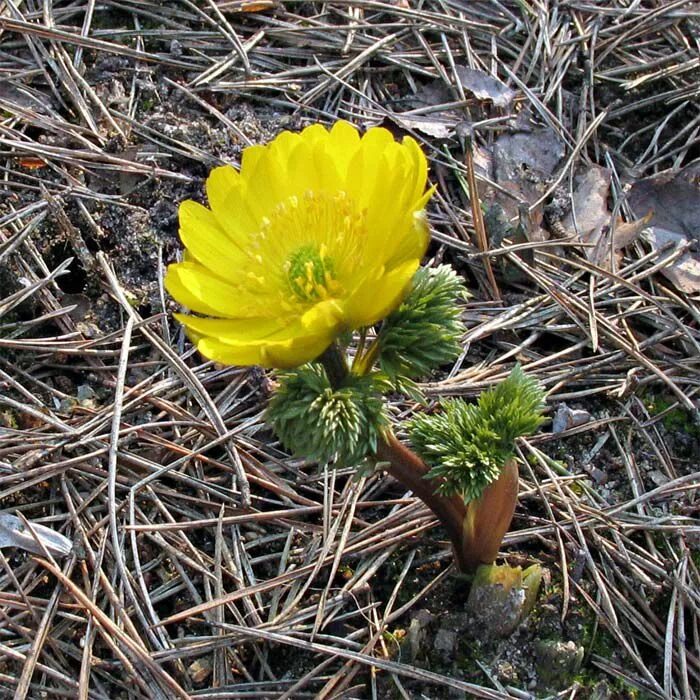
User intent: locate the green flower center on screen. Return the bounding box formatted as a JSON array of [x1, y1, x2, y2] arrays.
[[286, 244, 336, 301]]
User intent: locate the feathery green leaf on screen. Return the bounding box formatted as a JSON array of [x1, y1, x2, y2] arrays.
[[266, 364, 388, 467], [379, 265, 467, 380], [408, 366, 546, 503]]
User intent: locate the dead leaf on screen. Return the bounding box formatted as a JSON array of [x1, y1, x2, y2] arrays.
[[628, 162, 700, 242], [0, 513, 72, 557], [455, 66, 516, 109], [397, 64, 517, 140], [479, 126, 565, 234], [388, 114, 455, 139], [492, 127, 564, 184], [612, 211, 653, 250], [642, 227, 700, 295], [563, 166, 611, 241], [628, 162, 700, 294], [561, 165, 611, 265]]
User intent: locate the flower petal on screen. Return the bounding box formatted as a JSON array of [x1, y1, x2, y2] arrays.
[[383, 207, 431, 269], [174, 313, 285, 341], [179, 200, 249, 280], [196, 326, 335, 369], [165, 262, 270, 318], [403, 135, 429, 205], [205, 166, 259, 240], [327, 121, 361, 181], [301, 298, 345, 331], [344, 258, 420, 328]]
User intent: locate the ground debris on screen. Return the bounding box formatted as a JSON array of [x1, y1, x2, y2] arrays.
[[0, 1, 698, 698]]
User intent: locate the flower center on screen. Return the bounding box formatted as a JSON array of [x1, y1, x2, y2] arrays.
[[249, 191, 366, 307], [286, 244, 336, 301]]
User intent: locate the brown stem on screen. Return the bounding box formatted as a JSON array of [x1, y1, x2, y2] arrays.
[[376, 433, 474, 571], [376, 436, 519, 573]]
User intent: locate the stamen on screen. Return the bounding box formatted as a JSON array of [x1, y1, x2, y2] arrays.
[[286, 244, 336, 301], [249, 191, 367, 305]]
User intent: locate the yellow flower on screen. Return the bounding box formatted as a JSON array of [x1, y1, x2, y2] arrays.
[[166, 121, 433, 369]]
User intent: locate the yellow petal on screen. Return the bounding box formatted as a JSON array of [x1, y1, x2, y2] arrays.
[[244, 150, 290, 215], [402, 135, 429, 205], [287, 139, 321, 193], [301, 299, 345, 331], [268, 130, 301, 163], [197, 326, 335, 369], [165, 262, 270, 318], [195, 337, 267, 366], [240, 144, 265, 175], [205, 166, 259, 240], [261, 332, 334, 368], [174, 313, 284, 341], [344, 258, 420, 328], [299, 123, 330, 146], [383, 208, 431, 269], [345, 127, 395, 207], [179, 200, 248, 280], [327, 121, 361, 178]]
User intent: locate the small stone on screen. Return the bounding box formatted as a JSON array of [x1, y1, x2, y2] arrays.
[[59, 397, 78, 414], [590, 681, 613, 700], [76, 384, 96, 402], [494, 660, 518, 683], [407, 609, 434, 662], [648, 470, 670, 486], [77, 384, 99, 409], [188, 657, 212, 684], [535, 640, 584, 688], [466, 563, 543, 638], [553, 403, 592, 433], [433, 628, 458, 662]]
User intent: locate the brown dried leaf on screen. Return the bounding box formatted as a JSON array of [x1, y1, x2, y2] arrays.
[[612, 211, 654, 250], [628, 163, 700, 293], [561, 165, 611, 265], [643, 227, 700, 295]]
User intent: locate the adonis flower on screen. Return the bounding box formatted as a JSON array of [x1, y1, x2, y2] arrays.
[[166, 121, 433, 368]]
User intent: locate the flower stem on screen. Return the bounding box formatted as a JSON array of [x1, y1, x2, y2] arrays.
[[377, 435, 519, 571], [375, 432, 474, 571], [318, 342, 349, 389], [460, 458, 519, 571]]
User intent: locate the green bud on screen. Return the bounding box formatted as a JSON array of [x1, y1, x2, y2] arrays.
[[408, 366, 546, 503], [266, 364, 388, 467]]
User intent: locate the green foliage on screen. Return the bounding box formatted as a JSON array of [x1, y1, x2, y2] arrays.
[[644, 392, 700, 438], [408, 366, 546, 503], [379, 265, 466, 380], [266, 364, 388, 467]]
